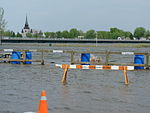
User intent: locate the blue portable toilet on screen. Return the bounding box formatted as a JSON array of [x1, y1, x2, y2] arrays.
[[134, 55, 144, 69], [11, 51, 21, 64], [25, 51, 32, 64], [81, 53, 90, 65]]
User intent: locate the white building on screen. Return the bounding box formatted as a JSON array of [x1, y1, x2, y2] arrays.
[[21, 15, 32, 37], [21, 15, 44, 37]]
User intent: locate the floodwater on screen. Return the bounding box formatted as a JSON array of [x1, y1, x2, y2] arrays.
[[0, 43, 150, 113]]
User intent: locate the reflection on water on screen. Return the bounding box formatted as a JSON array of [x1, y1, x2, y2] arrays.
[[0, 44, 150, 113]]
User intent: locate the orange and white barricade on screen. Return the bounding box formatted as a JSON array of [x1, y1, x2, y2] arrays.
[[55, 64, 134, 85]]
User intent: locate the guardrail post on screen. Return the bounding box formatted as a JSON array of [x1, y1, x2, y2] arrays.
[[71, 51, 74, 64], [105, 51, 110, 65], [41, 49, 44, 65]]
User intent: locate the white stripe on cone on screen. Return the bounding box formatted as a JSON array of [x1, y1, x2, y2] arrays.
[[41, 96, 47, 100]]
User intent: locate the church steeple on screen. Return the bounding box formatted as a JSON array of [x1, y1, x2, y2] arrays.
[[24, 15, 30, 29]]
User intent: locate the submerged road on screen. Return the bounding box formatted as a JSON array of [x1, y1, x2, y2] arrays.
[[1, 38, 150, 43]]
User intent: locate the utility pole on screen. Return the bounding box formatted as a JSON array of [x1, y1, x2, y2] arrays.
[[0, 30, 2, 45], [95, 31, 98, 47]]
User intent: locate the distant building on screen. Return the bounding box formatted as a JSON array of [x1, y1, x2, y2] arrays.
[[117, 37, 125, 40], [78, 36, 84, 39], [21, 15, 32, 37], [140, 37, 147, 40], [21, 15, 44, 38], [117, 37, 122, 40]]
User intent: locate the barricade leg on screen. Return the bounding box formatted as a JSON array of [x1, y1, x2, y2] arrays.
[[61, 65, 69, 84], [123, 67, 129, 85]]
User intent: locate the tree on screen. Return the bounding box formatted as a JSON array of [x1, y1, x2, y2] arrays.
[[33, 33, 38, 38], [134, 27, 146, 39], [78, 30, 84, 36], [49, 32, 56, 38], [110, 28, 124, 39], [62, 30, 69, 38], [124, 31, 133, 39], [144, 30, 150, 38], [26, 33, 32, 38], [69, 28, 79, 38], [3, 30, 12, 37], [85, 30, 96, 39], [11, 31, 15, 37], [16, 32, 22, 37], [44, 32, 57, 38], [78, 30, 85, 38], [109, 28, 133, 39], [56, 31, 62, 38], [0, 7, 7, 42], [0, 8, 7, 32], [44, 32, 51, 38], [97, 31, 111, 39]]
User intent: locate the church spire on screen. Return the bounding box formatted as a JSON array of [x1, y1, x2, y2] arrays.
[[24, 15, 30, 29]]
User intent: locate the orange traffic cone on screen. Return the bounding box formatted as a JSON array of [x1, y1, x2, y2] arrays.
[[38, 90, 48, 113]]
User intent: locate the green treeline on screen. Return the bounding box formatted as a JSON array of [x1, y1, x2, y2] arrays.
[[3, 27, 150, 40], [43, 27, 150, 40]]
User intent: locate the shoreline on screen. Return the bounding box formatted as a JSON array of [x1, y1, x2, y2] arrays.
[[51, 43, 150, 48], [1, 43, 150, 48]]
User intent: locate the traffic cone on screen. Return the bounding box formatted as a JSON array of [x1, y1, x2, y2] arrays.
[[38, 90, 48, 113]]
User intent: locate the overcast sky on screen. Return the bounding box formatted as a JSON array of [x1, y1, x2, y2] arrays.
[[1, 0, 150, 33]]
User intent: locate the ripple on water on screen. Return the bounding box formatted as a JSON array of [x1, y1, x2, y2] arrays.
[[0, 46, 150, 113]]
